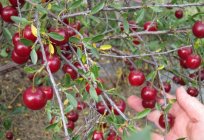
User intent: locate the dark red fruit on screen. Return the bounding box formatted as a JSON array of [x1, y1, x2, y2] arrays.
[[142, 100, 156, 109], [96, 101, 109, 115], [144, 21, 158, 31], [23, 87, 47, 110], [1, 6, 18, 23], [108, 129, 116, 136], [14, 42, 31, 57], [6, 48, 11, 53], [187, 87, 199, 97], [63, 53, 73, 60], [85, 78, 103, 95], [159, 114, 175, 129], [44, 55, 61, 73], [192, 21, 204, 38], [180, 59, 188, 69], [67, 121, 75, 131], [177, 47, 192, 59], [39, 86, 54, 100], [128, 65, 136, 71], [107, 135, 122, 140], [49, 28, 69, 45], [0, 2, 2, 13], [23, 25, 37, 42], [92, 130, 104, 140], [77, 101, 86, 111], [37, 45, 52, 59], [12, 32, 20, 46], [141, 86, 157, 101], [133, 37, 140, 45], [172, 76, 185, 85], [5, 131, 13, 140], [71, 21, 81, 31], [66, 110, 79, 122], [11, 50, 29, 64], [175, 9, 183, 19], [186, 54, 201, 69], [27, 74, 34, 81], [9, 0, 25, 7], [120, 20, 137, 32], [163, 82, 171, 93], [111, 98, 126, 115], [62, 64, 77, 80], [128, 70, 145, 86]]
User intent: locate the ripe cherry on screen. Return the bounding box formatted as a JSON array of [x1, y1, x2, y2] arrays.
[[163, 82, 171, 93], [141, 86, 157, 101], [128, 70, 145, 86], [49, 28, 69, 45], [86, 78, 103, 95], [177, 47, 192, 59], [142, 100, 156, 109], [62, 64, 77, 80], [180, 59, 188, 69], [192, 21, 204, 38], [111, 98, 126, 115], [107, 135, 122, 140], [175, 9, 183, 19], [9, 0, 25, 7], [66, 110, 79, 122], [172, 76, 185, 85], [133, 37, 140, 45], [108, 129, 116, 136], [67, 121, 75, 131], [144, 21, 158, 31], [23, 25, 37, 42], [187, 87, 199, 97], [92, 130, 104, 140], [71, 21, 81, 31], [12, 32, 20, 46], [39, 86, 54, 100], [14, 42, 31, 57], [77, 101, 87, 111], [23, 87, 47, 110], [44, 55, 61, 73], [0, 2, 2, 13], [11, 50, 29, 64], [5, 131, 13, 140], [186, 54, 201, 69], [159, 114, 175, 129], [96, 101, 109, 115], [1, 6, 18, 23]]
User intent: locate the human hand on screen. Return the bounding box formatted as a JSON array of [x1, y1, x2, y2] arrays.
[[127, 87, 204, 140]]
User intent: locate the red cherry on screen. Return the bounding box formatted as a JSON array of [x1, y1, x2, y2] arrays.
[[5, 131, 13, 140], [44, 55, 61, 73], [189, 73, 197, 79], [186, 54, 201, 69], [12, 32, 21, 46], [71, 21, 81, 31], [172, 76, 185, 85], [9, 0, 25, 7], [107, 135, 122, 140], [133, 37, 140, 45], [85, 78, 103, 95], [163, 82, 171, 93], [1, 6, 18, 23], [111, 98, 126, 115], [66, 110, 79, 122], [159, 114, 175, 129], [74, 62, 83, 69], [6, 48, 11, 53], [177, 47, 192, 59], [128, 65, 136, 71], [63, 53, 73, 60], [23, 87, 47, 110], [23, 25, 37, 42], [128, 70, 145, 86], [180, 59, 188, 69], [0, 2, 2, 13], [49, 28, 69, 45], [11, 50, 29, 64], [175, 9, 183, 19], [187, 87, 199, 97], [144, 21, 158, 31], [92, 130, 104, 140], [62, 64, 77, 80], [67, 121, 75, 131], [14, 42, 31, 57], [192, 21, 204, 38], [39, 86, 54, 100], [108, 129, 116, 136], [96, 101, 109, 115], [77, 101, 87, 111], [141, 86, 157, 101], [27, 74, 34, 81], [142, 100, 156, 109]]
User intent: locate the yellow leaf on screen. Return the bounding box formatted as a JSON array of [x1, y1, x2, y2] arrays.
[[155, 48, 162, 52], [63, 99, 69, 105], [99, 44, 112, 51], [47, 3, 52, 10], [116, 67, 123, 78], [92, 43, 97, 48], [157, 65, 165, 70], [31, 24, 37, 37], [49, 43, 55, 54]]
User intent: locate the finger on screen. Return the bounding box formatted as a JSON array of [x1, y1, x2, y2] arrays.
[[152, 132, 163, 140], [176, 86, 204, 121]]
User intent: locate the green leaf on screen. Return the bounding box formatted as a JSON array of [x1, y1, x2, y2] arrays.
[[24, 66, 37, 74], [164, 103, 172, 113], [66, 93, 77, 108], [89, 86, 98, 101], [20, 38, 34, 46], [70, 0, 83, 9], [12, 106, 25, 114], [123, 18, 129, 33], [45, 122, 58, 130], [11, 16, 30, 24], [48, 32, 64, 41], [0, 48, 8, 58], [30, 49, 38, 64], [146, 71, 157, 81], [110, 3, 122, 10], [62, 74, 71, 87], [77, 48, 82, 59], [2, 28, 12, 41], [91, 47, 100, 59], [3, 119, 12, 130], [90, 65, 100, 78], [36, 5, 48, 14], [126, 126, 151, 140], [135, 109, 151, 119], [69, 36, 80, 44], [150, 7, 162, 12], [65, 105, 74, 113], [0, 131, 3, 139], [92, 34, 104, 43], [81, 54, 86, 63], [91, 2, 105, 14], [136, 9, 145, 23]]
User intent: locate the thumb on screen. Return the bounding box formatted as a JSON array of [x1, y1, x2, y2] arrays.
[[176, 86, 204, 121]]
